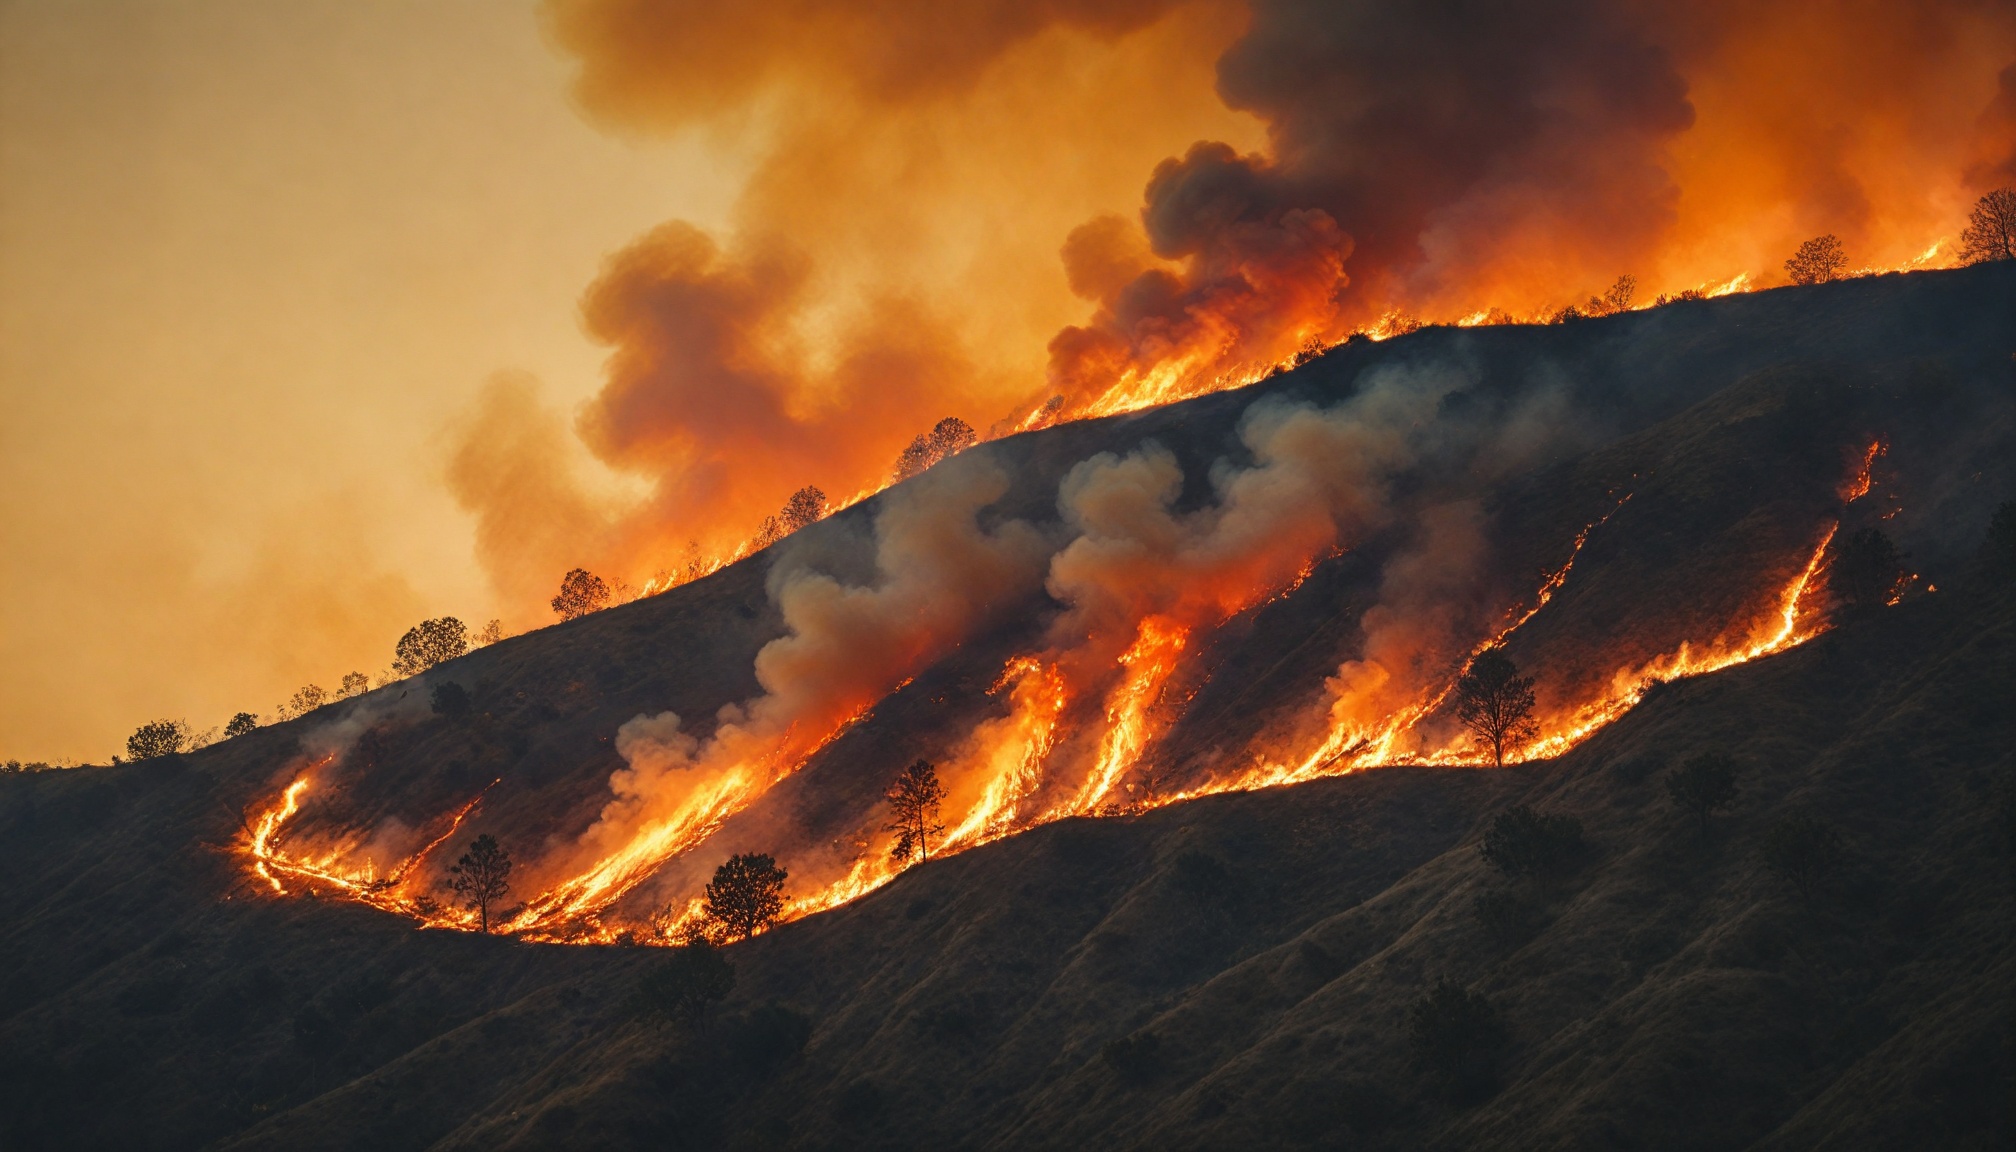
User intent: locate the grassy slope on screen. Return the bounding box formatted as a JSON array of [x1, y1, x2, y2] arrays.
[[1, 265, 2013, 1150]]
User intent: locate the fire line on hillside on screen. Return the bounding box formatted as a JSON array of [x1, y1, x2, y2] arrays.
[[239, 433, 1892, 944]]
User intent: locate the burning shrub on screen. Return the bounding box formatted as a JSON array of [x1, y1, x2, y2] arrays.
[[1785, 234, 1848, 285], [1666, 752, 1740, 837], [633, 938, 735, 1030], [551, 568, 611, 621], [1831, 527, 1909, 607], [448, 833, 513, 933], [704, 853, 788, 942], [1409, 979, 1508, 1101], [1478, 807, 1587, 879], [222, 712, 258, 739], [1762, 813, 1848, 898], [1959, 188, 2016, 265], [392, 617, 467, 678], [884, 759, 947, 865], [1455, 649, 1540, 767], [124, 719, 188, 762]]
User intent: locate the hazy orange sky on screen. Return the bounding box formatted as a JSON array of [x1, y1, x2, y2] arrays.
[[0, 0, 1256, 762], [4, 0, 2009, 765], [0, 1, 740, 760]]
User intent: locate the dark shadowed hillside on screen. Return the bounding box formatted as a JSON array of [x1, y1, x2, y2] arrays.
[[2, 264, 2014, 1150]]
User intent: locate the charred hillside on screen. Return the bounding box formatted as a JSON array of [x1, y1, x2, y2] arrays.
[[3, 264, 2015, 1150]]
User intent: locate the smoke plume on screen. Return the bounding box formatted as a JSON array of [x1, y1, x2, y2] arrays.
[[562, 449, 1050, 894]]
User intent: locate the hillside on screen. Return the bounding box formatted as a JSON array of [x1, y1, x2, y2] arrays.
[[2, 264, 2014, 1150]]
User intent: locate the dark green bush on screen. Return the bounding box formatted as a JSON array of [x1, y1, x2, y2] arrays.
[[1479, 806, 1586, 878], [1473, 890, 1541, 946], [1667, 753, 1739, 836], [633, 939, 735, 1029], [1409, 979, 1507, 1101], [1763, 813, 1848, 897]]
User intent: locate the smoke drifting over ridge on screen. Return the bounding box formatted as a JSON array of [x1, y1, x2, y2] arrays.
[[517, 450, 1050, 927], [446, 0, 2014, 622]]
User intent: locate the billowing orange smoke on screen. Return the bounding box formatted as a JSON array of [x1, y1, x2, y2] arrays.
[[507, 450, 1050, 939], [445, 0, 2011, 612]]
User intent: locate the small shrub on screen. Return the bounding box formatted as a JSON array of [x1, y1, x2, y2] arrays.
[[1666, 752, 1739, 837], [1832, 527, 1908, 607], [1479, 806, 1586, 878], [1409, 979, 1508, 1101], [1102, 1031, 1164, 1082], [222, 712, 259, 739], [1473, 890, 1541, 947], [633, 938, 736, 1029], [430, 681, 471, 719], [1763, 814, 1848, 897]]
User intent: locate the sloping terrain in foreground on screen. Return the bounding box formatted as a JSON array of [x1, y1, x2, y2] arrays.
[[1, 266, 2013, 1150]]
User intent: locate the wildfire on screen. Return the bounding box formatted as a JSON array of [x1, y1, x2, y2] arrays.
[[242, 766, 493, 927], [1840, 440, 1884, 502], [1061, 617, 1189, 816]]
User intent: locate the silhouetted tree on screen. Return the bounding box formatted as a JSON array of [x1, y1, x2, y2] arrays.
[[1479, 806, 1586, 879], [704, 853, 788, 941], [430, 681, 471, 719], [551, 568, 611, 621], [223, 712, 259, 739], [893, 417, 978, 481], [1666, 752, 1739, 837], [278, 684, 326, 721], [633, 938, 735, 1029], [754, 486, 831, 547], [392, 617, 467, 678], [125, 719, 188, 761], [449, 834, 512, 933], [1589, 274, 1636, 316], [1785, 234, 1847, 285], [1960, 188, 2016, 265], [1832, 527, 1908, 606], [1763, 814, 1848, 898], [1455, 649, 1540, 767], [1410, 979, 1508, 1100], [884, 759, 947, 864], [336, 671, 370, 699], [474, 618, 504, 646]]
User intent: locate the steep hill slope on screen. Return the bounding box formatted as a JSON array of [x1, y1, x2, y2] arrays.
[[2, 264, 2013, 1150]]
